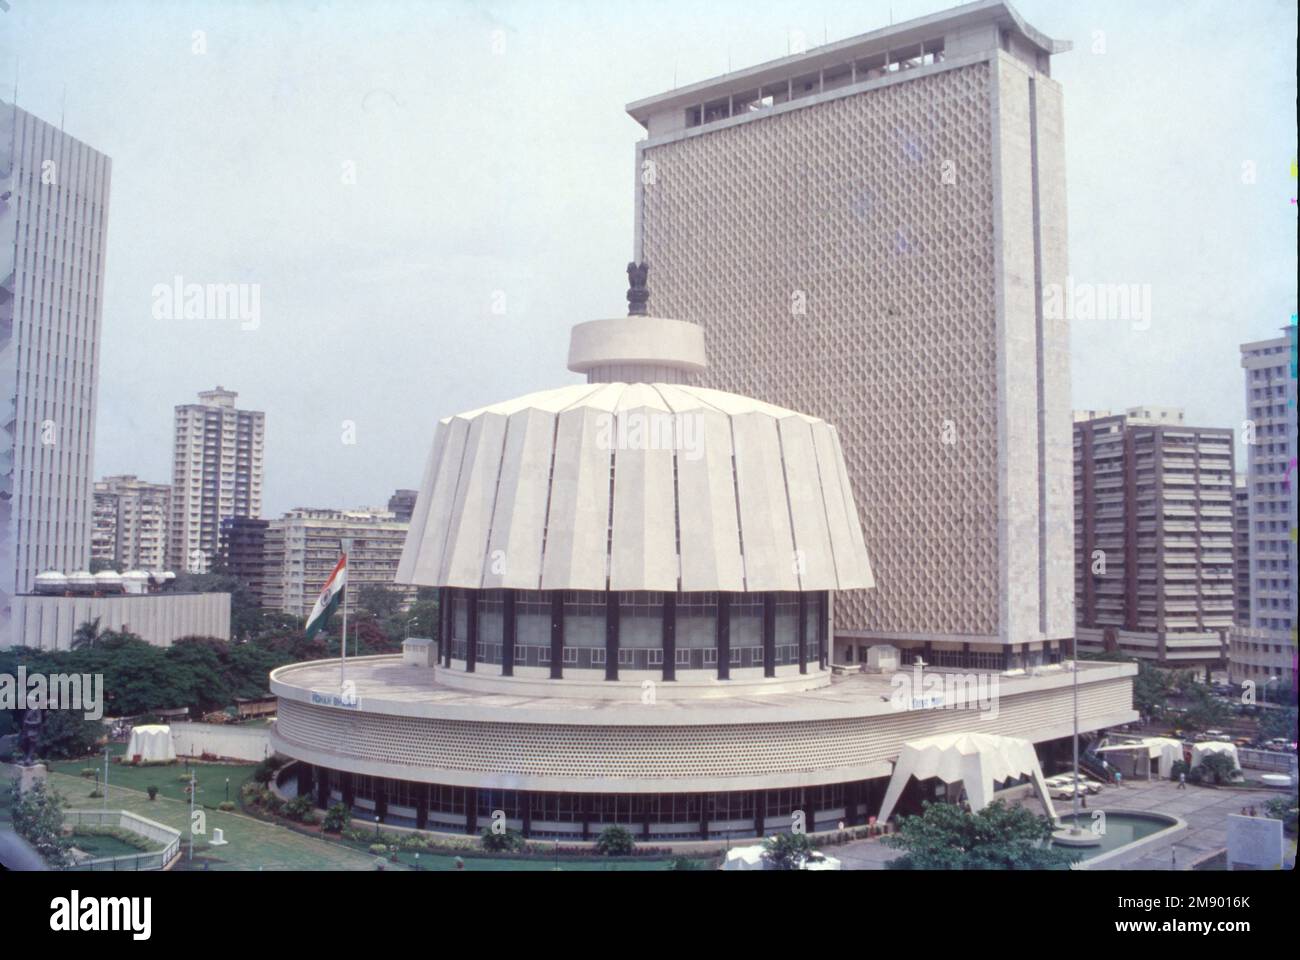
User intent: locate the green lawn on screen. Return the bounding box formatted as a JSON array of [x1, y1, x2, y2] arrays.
[[31, 767, 708, 871], [71, 830, 157, 858], [330, 837, 704, 871], [46, 771, 404, 871], [48, 745, 253, 809]]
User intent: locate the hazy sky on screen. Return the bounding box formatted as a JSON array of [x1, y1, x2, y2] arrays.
[[5, 0, 1297, 517]]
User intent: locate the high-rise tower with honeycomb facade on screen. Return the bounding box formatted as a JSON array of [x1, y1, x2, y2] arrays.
[[628, 0, 1074, 670]]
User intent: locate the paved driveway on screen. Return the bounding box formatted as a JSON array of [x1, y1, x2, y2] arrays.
[[835, 778, 1294, 870]]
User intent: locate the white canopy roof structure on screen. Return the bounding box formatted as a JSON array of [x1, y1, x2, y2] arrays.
[[877, 732, 1057, 823], [718, 843, 841, 870], [126, 724, 176, 763], [1096, 737, 1184, 779], [1190, 741, 1240, 770], [720, 845, 767, 871], [398, 314, 874, 594]]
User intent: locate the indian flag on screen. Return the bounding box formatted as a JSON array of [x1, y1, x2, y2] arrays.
[[305, 553, 347, 639]]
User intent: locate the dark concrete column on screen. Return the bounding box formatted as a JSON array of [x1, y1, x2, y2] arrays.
[[662, 592, 677, 681], [642, 799, 651, 840], [521, 790, 531, 838], [845, 781, 860, 827], [797, 592, 809, 674], [415, 785, 429, 830], [465, 590, 479, 672], [754, 789, 766, 837], [762, 593, 776, 678], [374, 779, 388, 822], [717, 593, 731, 680], [340, 771, 355, 811], [502, 589, 516, 676], [550, 592, 564, 679], [315, 767, 330, 809], [818, 592, 829, 670], [605, 590, 620, 681], [698, 794, 709, 840], [581, 795, 592, 840], [440, 588, 453, 667], [466, 788, 479, 837], [296, 762, 312, 798]]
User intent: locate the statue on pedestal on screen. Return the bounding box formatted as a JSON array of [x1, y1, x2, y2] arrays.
[[18, 708, 43, 766], [626, 262, 650, 317]]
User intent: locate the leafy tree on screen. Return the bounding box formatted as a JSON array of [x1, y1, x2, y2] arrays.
[[9, 779, 72, 868], [594, 824, 635, 856], [283, 795, 315, 822], [1264, 791, 1298, 834], [884, 800, 1080, 870], [322, 803, 350, 833], [1191, 753, 1238, 786], [1182, 683, 1231, 731], [357, 583, 403, 621], [35, 708, 104, 759], [407, 588, 441, 640], [71, 618, 105, 651], [1131, 660, 1176, 722], [762, 831, 815, 869], [480, 827, 527, 852], [1260, 706, 1298, 742], [171, 573, 262, 641]]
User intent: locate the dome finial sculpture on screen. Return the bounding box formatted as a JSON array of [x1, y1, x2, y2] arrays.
[[626, 261, 650, 316]]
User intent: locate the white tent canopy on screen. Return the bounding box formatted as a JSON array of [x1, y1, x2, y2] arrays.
[[126, 724, 176, 763], [1190, 741, 1240, 771], [720, 845, 767, 871], [1096, 737, 1184, 779], [719, 843, 841, 871], [877, 732, 1057, 824]]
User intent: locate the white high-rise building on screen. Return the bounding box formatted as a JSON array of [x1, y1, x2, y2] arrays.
[[262, 507, 413, 617], [628, 1, 1074, 670], [169, 387, 265, 573], [92, 474, 171, 571], [1, 102, 113, 632], [1231, 329, 1297, 690]]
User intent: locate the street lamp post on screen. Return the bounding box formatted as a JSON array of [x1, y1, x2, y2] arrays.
[[1072, 648, 1080, 832], [1263, 675, 1279, 705], [188, 772, 197, 861]]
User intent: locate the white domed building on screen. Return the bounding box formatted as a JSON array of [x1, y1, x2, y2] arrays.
[[269, 272, 1137, 841]]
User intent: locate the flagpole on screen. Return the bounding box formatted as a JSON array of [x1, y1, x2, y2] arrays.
[[339, 538, 352, 686]]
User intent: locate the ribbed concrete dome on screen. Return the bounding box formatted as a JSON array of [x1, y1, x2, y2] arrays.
[[397, 378, 874, 593]]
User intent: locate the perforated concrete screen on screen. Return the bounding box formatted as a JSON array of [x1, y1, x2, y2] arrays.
[[637, 56, 1073, 646], [275, 676, 1134, 788]]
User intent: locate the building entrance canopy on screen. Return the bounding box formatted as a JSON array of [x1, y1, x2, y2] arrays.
[[876, 731, 1057, 823]]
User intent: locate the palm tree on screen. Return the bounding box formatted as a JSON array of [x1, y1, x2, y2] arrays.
[[72, 617, 104, 650]]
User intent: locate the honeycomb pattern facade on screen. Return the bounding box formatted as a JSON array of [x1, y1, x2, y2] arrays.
[[273, 676, 1134, 788], [638, 59, 1073, 644]]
